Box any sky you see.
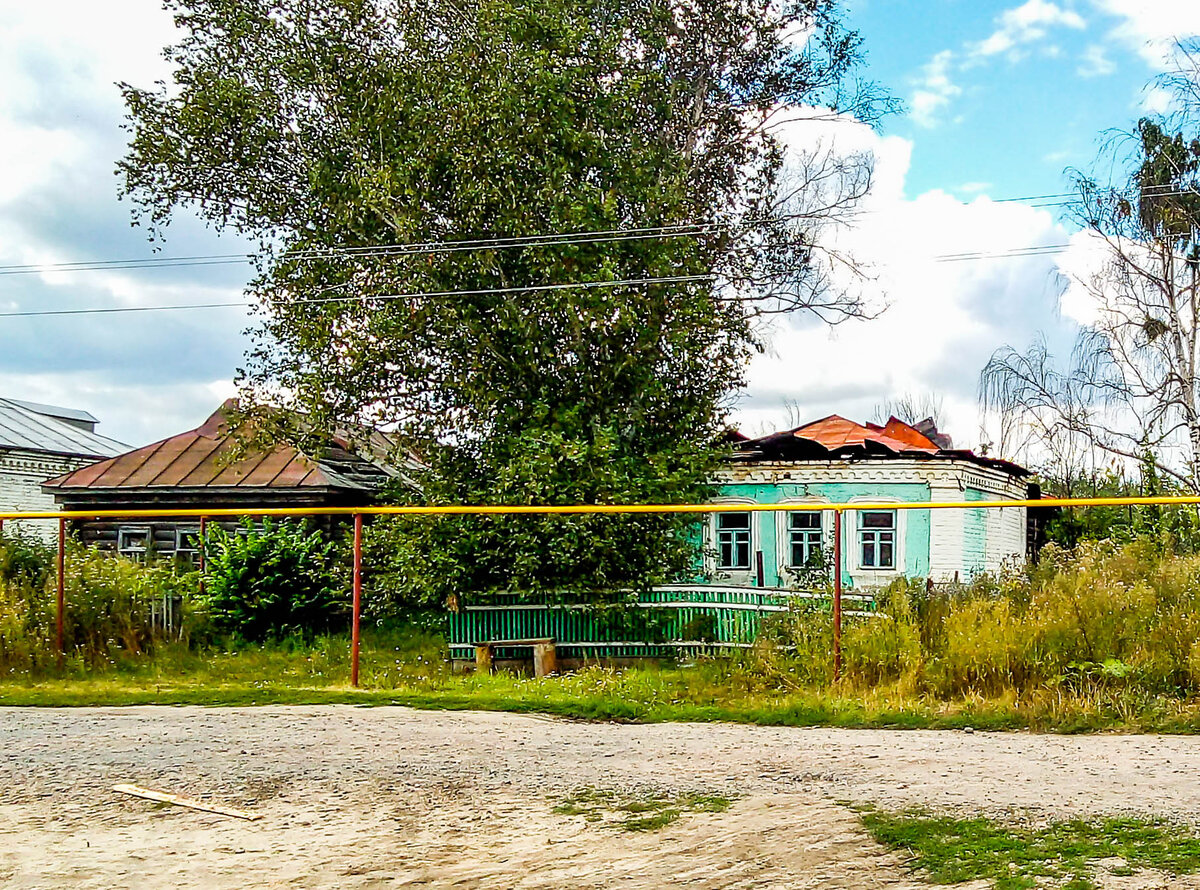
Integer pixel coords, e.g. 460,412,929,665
1,1,1199,454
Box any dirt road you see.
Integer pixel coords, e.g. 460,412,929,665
2,706,1199,888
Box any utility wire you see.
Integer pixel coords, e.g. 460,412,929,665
0,273,716,319
6,184,1196,278
0,239,1087,319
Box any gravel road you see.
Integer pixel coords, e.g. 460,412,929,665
2,706,1199,888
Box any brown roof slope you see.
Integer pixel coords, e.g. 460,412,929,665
44,400,393,492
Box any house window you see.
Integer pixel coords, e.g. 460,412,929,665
715,512,751,570
117,527,151,560
787,511,824,567
175,527,201,566
859,510,896,569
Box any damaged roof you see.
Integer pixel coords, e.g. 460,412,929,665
43,400,399,493
733,414,1029,477
0,397,126,458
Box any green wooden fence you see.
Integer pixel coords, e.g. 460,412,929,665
447,584,875,659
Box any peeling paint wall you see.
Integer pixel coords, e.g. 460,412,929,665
701,459,1028,588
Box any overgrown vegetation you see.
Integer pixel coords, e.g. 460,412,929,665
862,808,1200,889
11,529,1200,734
202,520,348,642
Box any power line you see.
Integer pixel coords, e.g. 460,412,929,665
0,273,716,319
6,183,1195,278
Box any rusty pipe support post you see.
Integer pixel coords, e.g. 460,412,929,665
56,516,65,668
833,509,843,684
351,513,363,688
198,516,207,597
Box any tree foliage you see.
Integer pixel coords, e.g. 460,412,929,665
121,0,887,607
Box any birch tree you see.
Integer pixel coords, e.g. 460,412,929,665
982,115,1200,491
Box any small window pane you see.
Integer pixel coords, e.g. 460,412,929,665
735,539,750,568
861,537,876,567
789,511,821,529
861,511,895,529
879,539,894,568
717,512,750,530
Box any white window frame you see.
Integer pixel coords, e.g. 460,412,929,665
174,527,201,563
706,497,757,580
845,497,906,575
773,497,831,572
715,511,753,571
117,526,152,560
857,509,897,570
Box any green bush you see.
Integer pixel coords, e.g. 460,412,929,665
0,531,201,671
202,520,349,642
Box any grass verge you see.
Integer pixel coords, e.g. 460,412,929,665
862,809,1200,889
3,630,1200,734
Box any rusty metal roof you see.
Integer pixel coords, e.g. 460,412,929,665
43,401,395,492
734,414,1030,477
0,397,126,458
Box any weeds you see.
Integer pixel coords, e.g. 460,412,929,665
9,538,1200,734
553,787,733,831
862,808,1200,889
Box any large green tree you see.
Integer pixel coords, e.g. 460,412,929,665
121,0,885,608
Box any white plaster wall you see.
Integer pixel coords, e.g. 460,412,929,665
927,482,965,582
983,504,1026,573
0,450,90,542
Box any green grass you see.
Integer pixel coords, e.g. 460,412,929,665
862,809,1200,889
4,628,1200,734
553,787,733,831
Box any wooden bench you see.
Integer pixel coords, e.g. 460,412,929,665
474,638,557,678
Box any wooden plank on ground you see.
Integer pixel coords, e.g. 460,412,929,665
112,783,262,821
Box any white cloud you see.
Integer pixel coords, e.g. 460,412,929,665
1077,43,1115,76
909,50,962,128
736,117,1079,456
1141,84,1175,114
1090,0,1200,69
970,0,1087,61
0,2,253,447
957,181,994,195
909,1,1088,128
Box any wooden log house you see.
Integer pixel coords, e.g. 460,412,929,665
42,400,402,558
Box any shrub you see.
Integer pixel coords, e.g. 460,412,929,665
57,547,199,663
0,532,201,671
202,520,349,642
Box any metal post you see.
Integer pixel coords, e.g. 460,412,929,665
198,516,207,597
56,516,65,668
351,513,363,688
833,509,843,683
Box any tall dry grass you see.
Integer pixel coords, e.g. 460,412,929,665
751,540,1200,706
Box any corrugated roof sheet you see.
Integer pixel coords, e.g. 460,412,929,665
733,414,1030,477
44,400,397,492
5,398,98,425
0,397,126,458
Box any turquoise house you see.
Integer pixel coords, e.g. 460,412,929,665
448,414,1035,661
706,415,1034,589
